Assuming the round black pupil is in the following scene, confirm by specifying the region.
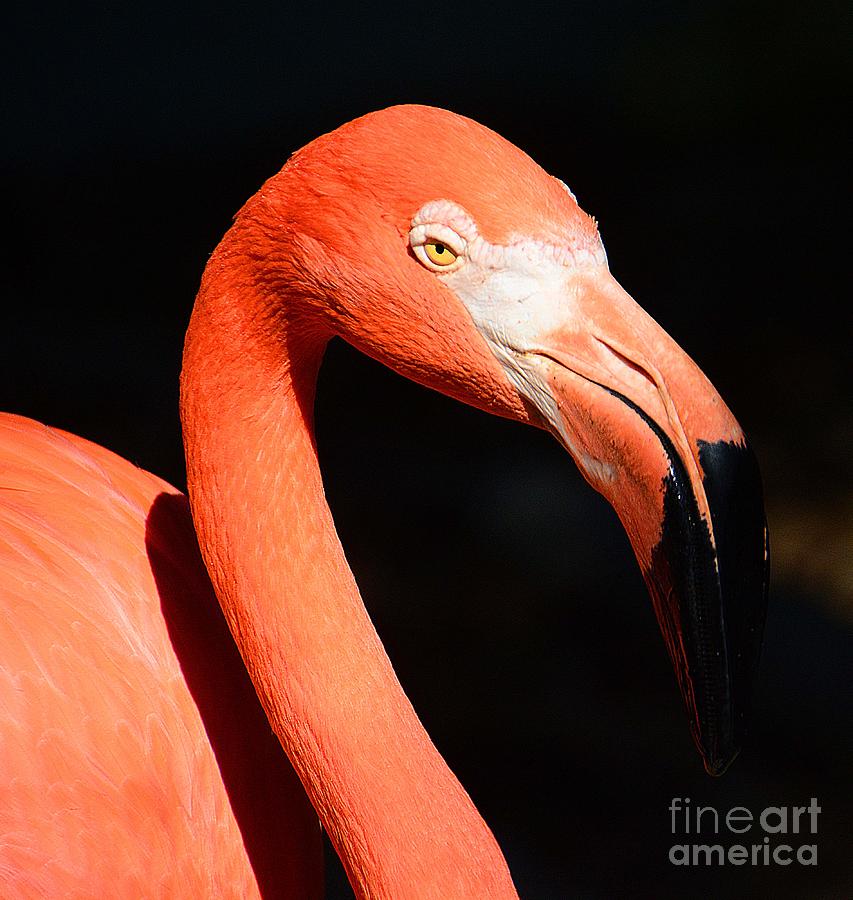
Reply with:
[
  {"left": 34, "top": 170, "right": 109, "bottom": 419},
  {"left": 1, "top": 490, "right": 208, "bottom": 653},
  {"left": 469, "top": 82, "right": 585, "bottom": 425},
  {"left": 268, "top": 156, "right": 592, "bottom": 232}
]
[{"left": 434, "top": 243, "right": 446, "bottom": 255}]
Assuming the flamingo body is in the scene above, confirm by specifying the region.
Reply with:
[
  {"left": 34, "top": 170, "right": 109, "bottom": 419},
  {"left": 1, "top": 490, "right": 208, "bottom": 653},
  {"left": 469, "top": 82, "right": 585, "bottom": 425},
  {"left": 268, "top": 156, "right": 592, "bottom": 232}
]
[{"left": 0, "top": 414, "right": 321, "bottom": 897}]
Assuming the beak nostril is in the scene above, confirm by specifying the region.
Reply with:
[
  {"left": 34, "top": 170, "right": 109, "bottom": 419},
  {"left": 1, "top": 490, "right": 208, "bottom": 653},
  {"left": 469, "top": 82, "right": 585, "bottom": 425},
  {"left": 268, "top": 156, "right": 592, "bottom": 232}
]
[
  {"left": 592, "top": 335, "right": 672, "bottom": 435},
  {"left": 594, "top": 336, "right": 658, "bottom": 395},
  {"left": 593, "top": 334, "right": 700, "bottom": 489}
]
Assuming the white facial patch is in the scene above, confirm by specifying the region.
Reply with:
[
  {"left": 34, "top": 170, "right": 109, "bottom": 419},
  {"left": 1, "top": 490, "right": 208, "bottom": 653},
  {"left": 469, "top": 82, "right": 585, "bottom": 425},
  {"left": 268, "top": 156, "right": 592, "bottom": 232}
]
[{"left": 408, "top": 200, "right": 611, "bottom": 477}]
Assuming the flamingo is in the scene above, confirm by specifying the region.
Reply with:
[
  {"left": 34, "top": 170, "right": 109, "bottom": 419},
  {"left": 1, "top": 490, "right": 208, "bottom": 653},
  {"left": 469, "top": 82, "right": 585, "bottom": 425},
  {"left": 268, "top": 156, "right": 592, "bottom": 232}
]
[{"left": 0, "top": 105, "right": 768, "bottom": 898}]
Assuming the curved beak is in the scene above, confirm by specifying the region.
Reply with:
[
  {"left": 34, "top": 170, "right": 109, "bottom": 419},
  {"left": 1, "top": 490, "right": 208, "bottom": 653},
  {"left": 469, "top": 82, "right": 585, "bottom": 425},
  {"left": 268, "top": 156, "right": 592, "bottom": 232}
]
[{"left": 517, "top": 269, "right": 769, "bottom": 775}]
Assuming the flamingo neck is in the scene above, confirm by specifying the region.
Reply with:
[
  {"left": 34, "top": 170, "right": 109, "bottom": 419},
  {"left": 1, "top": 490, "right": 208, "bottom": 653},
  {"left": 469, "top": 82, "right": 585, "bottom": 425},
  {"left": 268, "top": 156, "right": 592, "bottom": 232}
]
[{"left": 180, "top": 227, "right": 518, "bottom": 899}]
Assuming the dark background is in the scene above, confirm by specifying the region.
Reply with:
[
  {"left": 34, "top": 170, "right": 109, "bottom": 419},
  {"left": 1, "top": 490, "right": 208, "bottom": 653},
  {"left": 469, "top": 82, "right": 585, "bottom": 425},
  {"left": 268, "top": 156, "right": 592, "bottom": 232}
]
[{"left": 4, "top": 2, "right": 850, "bottom": 897}]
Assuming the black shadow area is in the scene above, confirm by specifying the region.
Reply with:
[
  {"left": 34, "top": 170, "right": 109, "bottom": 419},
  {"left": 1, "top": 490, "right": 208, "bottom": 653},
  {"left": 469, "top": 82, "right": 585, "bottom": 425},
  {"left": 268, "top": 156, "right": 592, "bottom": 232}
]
[{"left": 145, "top": 491, "right": 323, "bottom": 898}]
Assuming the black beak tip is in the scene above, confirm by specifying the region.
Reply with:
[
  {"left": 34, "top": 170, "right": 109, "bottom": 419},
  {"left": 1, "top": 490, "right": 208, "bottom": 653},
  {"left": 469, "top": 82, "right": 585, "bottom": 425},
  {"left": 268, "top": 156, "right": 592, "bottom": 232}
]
[
  {"left": 702, "top": 746, "right": 740, "bottom": 777},
  {"left": 644, "top": 437, "right": 768, "bottom": 777},
  {"left": 604, "top": 388, "right": 769, "bottom": 776}
]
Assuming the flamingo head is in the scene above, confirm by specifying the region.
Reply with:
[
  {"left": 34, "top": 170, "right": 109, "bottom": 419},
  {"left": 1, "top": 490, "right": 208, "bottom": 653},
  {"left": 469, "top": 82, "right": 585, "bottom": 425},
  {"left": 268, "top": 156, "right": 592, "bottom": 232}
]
[{"left": 253, "top": 105, "right": 769, "bottom": 776}]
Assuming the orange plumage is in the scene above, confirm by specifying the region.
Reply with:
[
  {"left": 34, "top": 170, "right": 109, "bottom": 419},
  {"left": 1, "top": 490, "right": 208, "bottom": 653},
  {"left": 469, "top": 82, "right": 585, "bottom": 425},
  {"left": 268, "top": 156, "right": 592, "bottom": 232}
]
[{"left": 0, "top": 415, "right": 321, "bottom": 897}]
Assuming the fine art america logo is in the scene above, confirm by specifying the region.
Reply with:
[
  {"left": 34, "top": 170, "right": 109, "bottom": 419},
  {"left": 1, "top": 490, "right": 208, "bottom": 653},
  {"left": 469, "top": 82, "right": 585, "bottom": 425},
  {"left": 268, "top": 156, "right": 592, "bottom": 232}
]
[{"left": 668, "top": 797, "right": 821, "bottom": 866}]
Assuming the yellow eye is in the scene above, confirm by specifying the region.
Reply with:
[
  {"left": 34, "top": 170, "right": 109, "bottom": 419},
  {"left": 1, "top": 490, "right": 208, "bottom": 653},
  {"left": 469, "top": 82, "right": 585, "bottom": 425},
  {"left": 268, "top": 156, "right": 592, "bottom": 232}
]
[{"left": 423, "top": 241, "right": 458, "bottom": 267}]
